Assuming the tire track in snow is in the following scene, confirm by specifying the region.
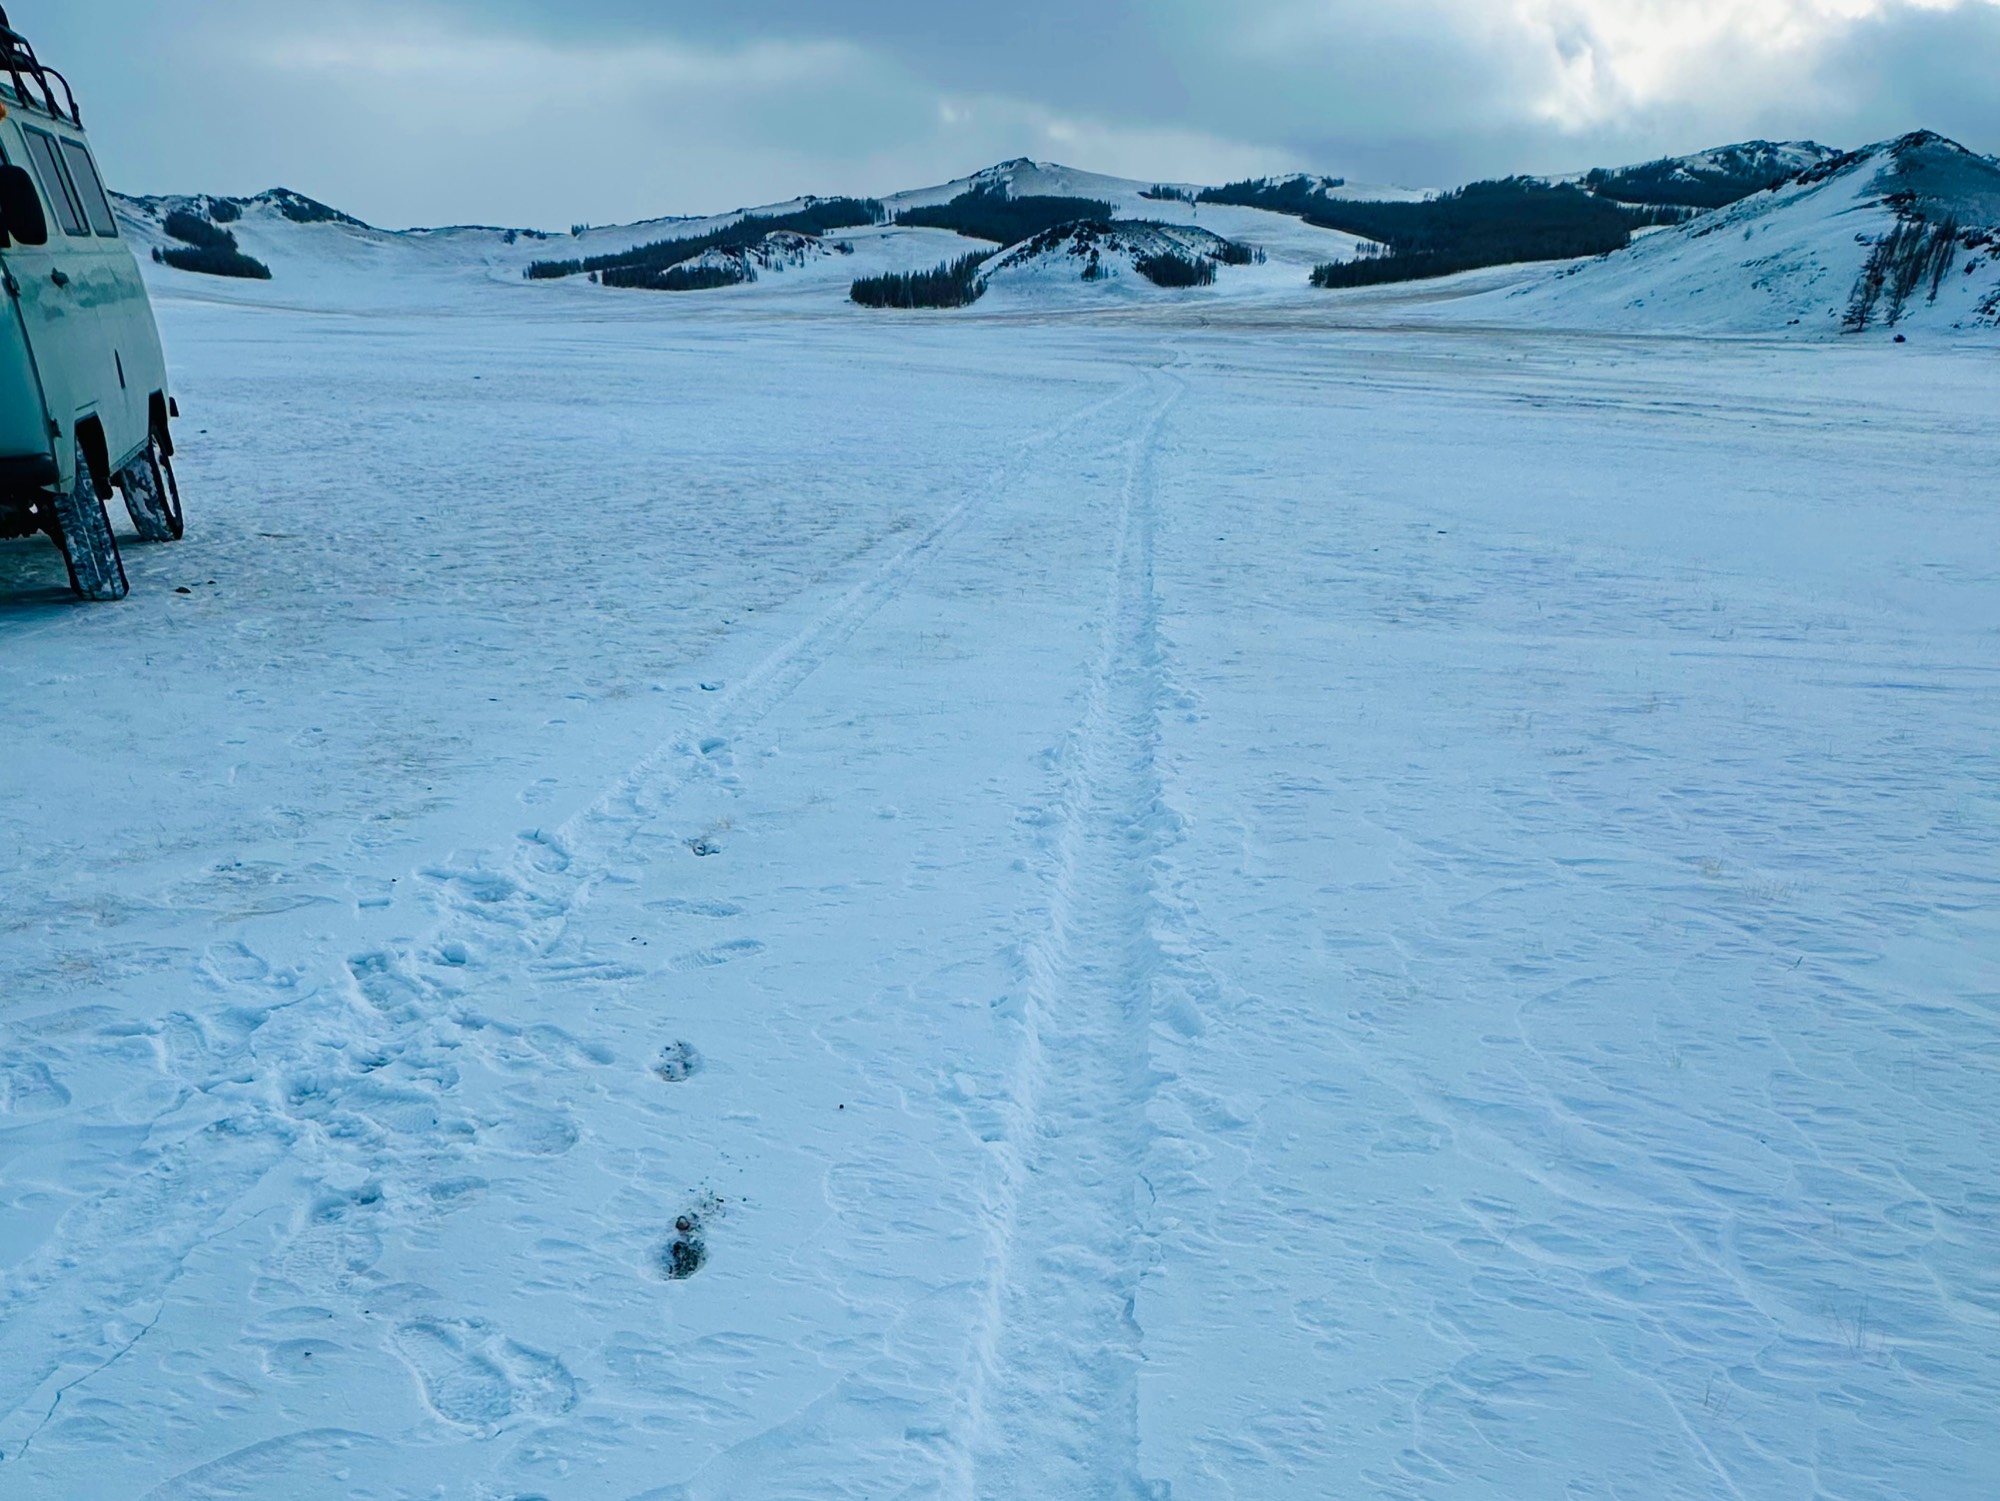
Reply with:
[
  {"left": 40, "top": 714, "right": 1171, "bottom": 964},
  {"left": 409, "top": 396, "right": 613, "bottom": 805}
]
[
  {"left": 318, "top": 366, "right": 1177, "bottom": 1447},
  {"left": 962, "top": 368, "right": 1183, "bottom": 1499},
  {"left": 300, "top": 371, "right": 1174, "bottom": 1263},
  {"left": 391, "top": 364, "right": 1165, "bottom": 974},
  {"left": 0, "top": 368, "right": 1165, "bottom": 1465}
]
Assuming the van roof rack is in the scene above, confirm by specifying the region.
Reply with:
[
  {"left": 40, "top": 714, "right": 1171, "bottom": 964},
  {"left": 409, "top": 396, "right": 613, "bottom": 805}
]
[{"left": 0, "top": 6, "right": 81, "bottom": 127}]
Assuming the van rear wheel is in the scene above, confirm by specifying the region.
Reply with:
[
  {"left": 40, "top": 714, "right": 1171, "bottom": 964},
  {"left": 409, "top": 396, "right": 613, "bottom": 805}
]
[
  {"left": 119, "top": 439, "right": 183, "bottom": 542},
  {"left": 48, "top": 441, "right": 130, "bottom": 601}
]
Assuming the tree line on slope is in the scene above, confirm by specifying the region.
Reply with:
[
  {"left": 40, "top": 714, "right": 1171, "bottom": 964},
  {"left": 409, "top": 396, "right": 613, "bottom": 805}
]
[
  {"left": 525, "top": 198, "right": 883, "bottom": 284},
  {"left": 1210, "top": 172, "right": 1718, "bottom": 288},
  {"left": 850, "top": 252, "right": 993, "bottom": 308},
  {"left": 1581, "top": 150, "right": 1820, "bottom": 210},
  {"left": 1135, "top": 251, "right": 1215, "bottom": 287},
  {"left": 1197, "top": 175, "right": 1347, "bottom": 215},
  {"left": 152, "top": 208, "right": 271, "bottom": 280},
  {"left": 1844, "top": 216, "right": 1969, "bottom": 330},
  {"left": 1300, "top": 179, "right": 1671, "bottom": 288},
  {"left": 891, "top": 184, "right": 1115, "bottom": 244}
]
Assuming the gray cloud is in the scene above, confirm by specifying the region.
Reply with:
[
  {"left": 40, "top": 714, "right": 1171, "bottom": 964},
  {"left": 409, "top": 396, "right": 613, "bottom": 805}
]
[
  {"left": 20, "top": 0, "right": 2000, "bottom": 228},
  {"left": 1819, "top": 3, "right": 2000, "bottom": 150}
]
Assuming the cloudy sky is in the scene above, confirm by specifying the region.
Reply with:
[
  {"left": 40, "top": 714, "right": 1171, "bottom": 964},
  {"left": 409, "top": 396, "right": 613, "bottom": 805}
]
[{"left": 25, "top": 0, "right": 2000, "bottom": 228}]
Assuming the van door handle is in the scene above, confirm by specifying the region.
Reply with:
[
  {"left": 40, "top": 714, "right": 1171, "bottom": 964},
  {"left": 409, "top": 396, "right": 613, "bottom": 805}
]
[{"left": 49, "top": 268, "right": 69, "bottom": 288}]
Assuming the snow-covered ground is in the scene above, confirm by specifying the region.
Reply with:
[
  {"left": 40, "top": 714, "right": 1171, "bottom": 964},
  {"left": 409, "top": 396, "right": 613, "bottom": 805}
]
[{"left": 3, "top": 245, "right": 1998, "bottom": 1500}]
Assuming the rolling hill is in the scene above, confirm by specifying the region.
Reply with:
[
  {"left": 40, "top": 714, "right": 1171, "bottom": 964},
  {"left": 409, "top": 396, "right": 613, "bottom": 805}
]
[{"left": 112, "top": 136, "right": 2000, "bottom": 336}]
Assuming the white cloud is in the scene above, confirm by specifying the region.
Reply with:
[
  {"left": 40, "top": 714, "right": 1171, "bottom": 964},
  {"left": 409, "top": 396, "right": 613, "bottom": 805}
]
[
  {"left": 1511, "top": 0, "right": 1985, "bottom": 126},
  {"left": 1219, "top": 0, "right": 1995, "bottom": 122}
]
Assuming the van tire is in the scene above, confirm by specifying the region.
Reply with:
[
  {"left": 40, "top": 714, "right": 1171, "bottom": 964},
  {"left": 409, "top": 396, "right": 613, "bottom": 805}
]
[
  {"left": 49, "top": 441, "right": 130, "bottom": 601},
  {"left": 119, "top": 441, "right": 183, "bottom": 542}
]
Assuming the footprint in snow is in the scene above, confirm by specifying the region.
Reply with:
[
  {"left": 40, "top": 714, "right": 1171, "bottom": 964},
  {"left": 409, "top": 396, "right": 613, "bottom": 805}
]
[
  {"left": 489, "top": 1106, "right": 580, "bottom": 1157},
  {"left": 391, "top": 1318, "right": 576, "bottom": 1430},
  {"left": 0, "top": 1059, "right": 71, "bottom": 1115},
  {"left": 666, "top": 938, "right": 764, "bottom": 973},
  {"left": 259, "top": 1219, "right": 383, "bottom": 1300},
  {"left": 201, "top": 939, "right": 272, "bottom": 987},
  {"left": 644, "top": 897, "right": 746, "bottom": 918},
  {"left": 521, "top": 1023, "right": 616, "bottom": 1068}
]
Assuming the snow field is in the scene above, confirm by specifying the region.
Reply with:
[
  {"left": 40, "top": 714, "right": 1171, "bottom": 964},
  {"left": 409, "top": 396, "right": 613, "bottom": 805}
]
[{"left": 1, "top": 276, "right": 1997, "bottom": 1499}]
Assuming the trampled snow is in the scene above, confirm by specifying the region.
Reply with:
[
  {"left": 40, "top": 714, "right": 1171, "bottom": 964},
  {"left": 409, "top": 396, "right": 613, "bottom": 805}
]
[{"left": 2, "top": 176, "right": 1998, "bottom": 1500}]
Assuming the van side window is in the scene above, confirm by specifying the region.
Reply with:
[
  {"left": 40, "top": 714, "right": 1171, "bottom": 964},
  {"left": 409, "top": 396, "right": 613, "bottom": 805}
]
[
  {"left": 21, "top": 126, "right": 89, "bottom": 237},
  {"left": 58, "top": 137, "right": 120, "bottom": 237}
]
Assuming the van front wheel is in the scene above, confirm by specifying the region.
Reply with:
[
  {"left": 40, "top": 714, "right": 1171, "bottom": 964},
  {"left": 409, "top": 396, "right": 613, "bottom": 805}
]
[
  {"left": 48, "top": 441, "right": 130, "bottom": 601},
  {"left": 119, "top": 439, "right": 184, "bottom": 542}
]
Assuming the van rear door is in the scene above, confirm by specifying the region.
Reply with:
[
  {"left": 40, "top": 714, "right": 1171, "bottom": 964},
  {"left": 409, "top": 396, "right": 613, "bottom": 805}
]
[
  {"left": 8, "top": 119, "right": 116, "bottom": 474},
  {"left": 45, "top": 128, "right": 154, "bottom": 464}
]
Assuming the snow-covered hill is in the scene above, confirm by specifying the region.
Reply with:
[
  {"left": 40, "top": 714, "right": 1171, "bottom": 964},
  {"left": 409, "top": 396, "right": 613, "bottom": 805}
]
[
  {"left": 982, "top": 221, "right": 1254, "bottom": 303},
  {"left": 1475, "top": 132, "right": 2000, "bottom": 335},
  {"left": 1565, "top": 140, "right": 1841, "bottom": 206},
  {"left": 114, "top": 136, "right": 2000, "bottom": 336}
]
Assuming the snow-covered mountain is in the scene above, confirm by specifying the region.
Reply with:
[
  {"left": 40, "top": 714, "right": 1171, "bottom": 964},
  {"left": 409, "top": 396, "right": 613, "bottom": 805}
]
[
  {"left": 1483, "top": 132, "right": 2000, "bottom": 335},
  {"left": 1567, "top": 140, "right": 1842, "bottom": 208},
  {"left": 113, "top": 135, "right": 2000, "bottom": 336}
]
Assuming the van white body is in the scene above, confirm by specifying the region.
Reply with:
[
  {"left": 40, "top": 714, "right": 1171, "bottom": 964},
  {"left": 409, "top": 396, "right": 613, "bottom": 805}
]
[{"left": 1, "top": 13, "right": 178, "bottom": 595}]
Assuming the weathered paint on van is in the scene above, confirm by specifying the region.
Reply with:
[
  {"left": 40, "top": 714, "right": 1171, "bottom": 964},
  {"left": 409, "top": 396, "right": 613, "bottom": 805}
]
[{"left": 0, "top": 86, "right": 171, "bottom": 498}]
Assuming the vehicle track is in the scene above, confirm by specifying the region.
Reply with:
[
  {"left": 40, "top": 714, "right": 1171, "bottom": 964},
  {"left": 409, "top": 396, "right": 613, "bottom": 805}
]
[
  {"left": 962, "top": 367, "right": 1183, "bottom": 1498},
  {"left": 427, "top": 363, "right": 1167, "bottom": 959},
  {"left": 0, "top": 368, "right": 1161, "bottom": 1466}
]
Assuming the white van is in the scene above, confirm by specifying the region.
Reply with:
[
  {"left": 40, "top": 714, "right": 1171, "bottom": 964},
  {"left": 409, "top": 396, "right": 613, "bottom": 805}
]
[{"left": 1, "top": 8, "right": 181, "bottom": 600}]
